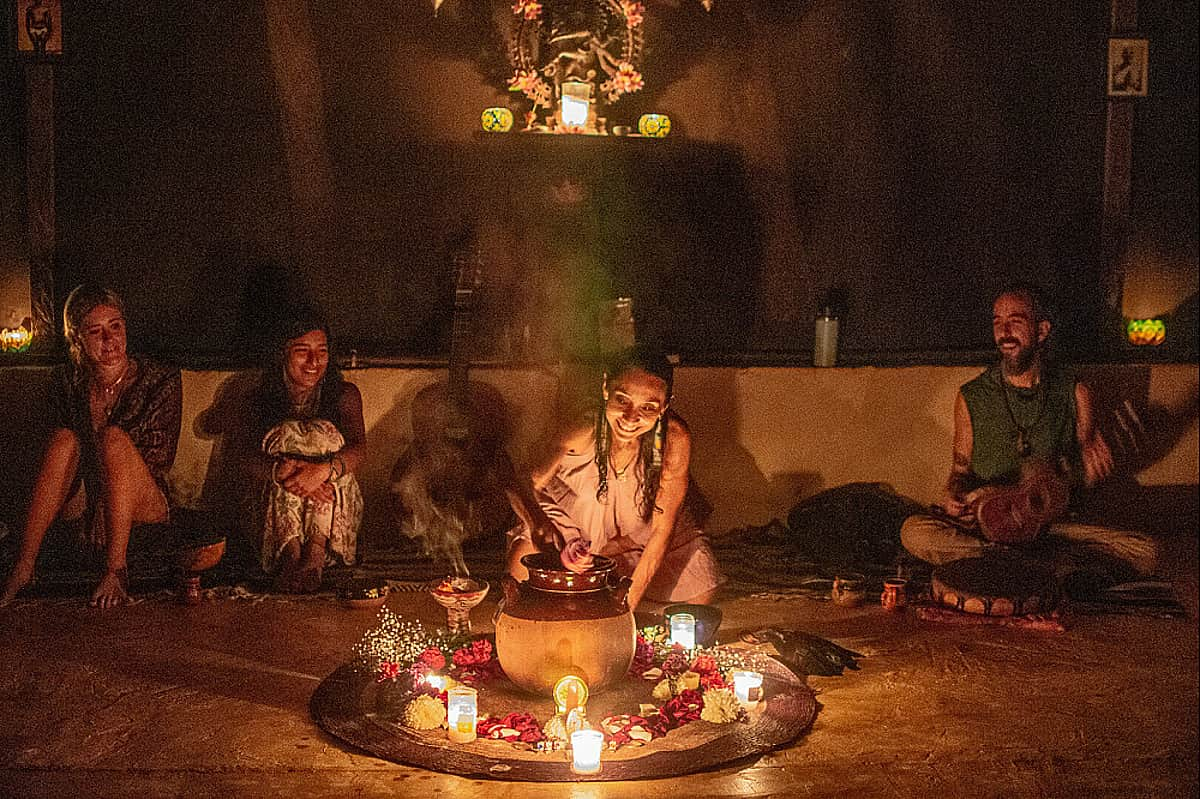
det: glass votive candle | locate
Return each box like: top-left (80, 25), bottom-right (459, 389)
top-left (732, 670), bottom-right (764, 705)
top-left (669, 612), bottom-right (696, 649)
top-left (446, 686), bottom-right (477, 744)
top-left (570, 729), bottom-right (604, 775)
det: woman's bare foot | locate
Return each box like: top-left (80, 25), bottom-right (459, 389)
top-left (90, 568), bottom-right (129, 609)
top-left (1, 561), bottom-right (36, 605)
top-left (273, 539), bottom-right (303, 593)
top-left (297, 538), bottom-right (326, 593)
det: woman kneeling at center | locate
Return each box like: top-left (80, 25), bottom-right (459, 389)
top-left (246, 310), bottom-right (365, 592)
top-left (506, 347), bottom-right (724, 613)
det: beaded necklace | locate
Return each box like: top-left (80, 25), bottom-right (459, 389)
top-left (999, 374), bottom-right (1045, 459)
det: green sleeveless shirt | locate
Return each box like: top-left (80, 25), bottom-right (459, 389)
top-left (960, 365), bottom-right (1079, 486)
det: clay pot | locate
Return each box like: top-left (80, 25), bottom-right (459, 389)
top-left (495, 553), bottom-right (636, 697)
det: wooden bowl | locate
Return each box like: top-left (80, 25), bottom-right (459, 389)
top-left (177, 539), bottom-right (226, 574)
top-left (339, 579), bottom-right (390, 610)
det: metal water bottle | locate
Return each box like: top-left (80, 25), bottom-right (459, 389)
top-left (813, 306), bottom-right (839, 367)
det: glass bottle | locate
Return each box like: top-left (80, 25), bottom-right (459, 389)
top-left (813, 306), bottom-right (839, 367)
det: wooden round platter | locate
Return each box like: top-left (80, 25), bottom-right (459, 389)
top-left (311, 649), bottom-right (818, 781)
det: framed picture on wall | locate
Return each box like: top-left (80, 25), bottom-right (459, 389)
top-left (13, 0), bottom-right (62, 57)
top-left (1107, 37), bottom-right (1148, 97)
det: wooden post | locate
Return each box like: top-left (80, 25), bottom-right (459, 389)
top-left (26, 61), bottom-right (56, 349)
top-left (1099, 0), bottom-right (1138, 348)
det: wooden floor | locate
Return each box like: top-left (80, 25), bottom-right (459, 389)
top-left (1, 535), bottom-right (1197, 799)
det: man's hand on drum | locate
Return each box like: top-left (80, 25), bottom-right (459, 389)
top-left (1081, 433), bottom-right (1114, 487)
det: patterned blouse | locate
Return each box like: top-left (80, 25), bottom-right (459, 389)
top-left (50, 357), bottom-right (183, 502)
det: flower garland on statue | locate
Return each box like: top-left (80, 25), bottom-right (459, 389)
top-left (505, 0), bottom-right (714, 115)
top-left (355, 609), bottom-right (760, 751)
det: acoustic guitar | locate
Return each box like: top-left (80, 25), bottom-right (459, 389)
top-left (388, 245), bottom-right (519, 562)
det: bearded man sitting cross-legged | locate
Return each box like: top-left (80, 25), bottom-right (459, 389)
top-left (900, 284), bottom-right (1159, 593)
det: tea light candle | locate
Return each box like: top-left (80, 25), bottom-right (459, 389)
top-left (732, 670), bottom-right (764, 705)
top-left (425, 673), bottom-right (447, 692)
top-left (446, 686), bottom-right (477, 743)
top-left (669, 612), bottom-right (696, 649)
top-left (570, 729), bottom-right (604, 775)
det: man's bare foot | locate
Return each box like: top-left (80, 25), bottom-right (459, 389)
top-left (297, 539), bottom-right (326, 594)
top-left (90, 568), bottom-right (129, 609)
top-left (1, 562), bottom-right (36, 605)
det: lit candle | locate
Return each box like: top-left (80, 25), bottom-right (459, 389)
top-left (553, 674), bottom-right (589, 715)
top-left (446, 686), bottom-right (477, 744)
top-left (669, 612), bottom-right (696, 649)
top-left (570, 729), bottom-right (604, 775)
top-left (0, 324), bottom-right (32, 353)
top-left (425, 673), bottom-right (447, 692)
top-left (559, 80), bottom-right (592, 129)
top-left (732, 670), bottom-right (764, 706)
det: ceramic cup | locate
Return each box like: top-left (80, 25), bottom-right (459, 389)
top-left (881, 577), bottom-right (909, 611)
top-left (831, 572), bottom-right (866, 607)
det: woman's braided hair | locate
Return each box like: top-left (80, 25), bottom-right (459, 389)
top-left (594, 346), bottom-right (674, 521)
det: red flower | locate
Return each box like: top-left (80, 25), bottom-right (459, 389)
top-left (478, 711), bottom-right (545, 742)
top-left (452, 639), bottom-right (493, 667)
top-left (690, 654), bottom-right (718, 675)
top-left (700, 671), bottom-right (728, 691)
top-left (661, 650), bottom-right (690, 677)
top-left (629, 635), bottom-right (655, 676)
top-left (417, 646), bottom-right (446, 671)
top-left (376, 661), bottom-right (403, 683)
top-left (657, 689), bottom-right (703, 731)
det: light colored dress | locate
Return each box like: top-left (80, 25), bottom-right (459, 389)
top-left (257, 419), bottom-right (363, 571)
top-left (537, 448), bottom-right (724, 603)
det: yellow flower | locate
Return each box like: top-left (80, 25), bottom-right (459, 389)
top-left (678, 671), bottom-right (701, 692)
top-left (700, 688), bottom-right (741, 724)
top-left (401, 694), bottom-right (447, 730)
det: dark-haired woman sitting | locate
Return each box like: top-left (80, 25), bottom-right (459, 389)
top-left (1, 284), bottom-right (181, 608)
top-left (245, 312), bottom-right (365, 592)
top-left (506, 348), bottom-right (724, 613)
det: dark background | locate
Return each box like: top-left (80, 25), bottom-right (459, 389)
top-left (2, 1), bottom-right (1196, 364)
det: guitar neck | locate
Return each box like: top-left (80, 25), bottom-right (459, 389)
top-left (446, 257), bottom-right (478, 432)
